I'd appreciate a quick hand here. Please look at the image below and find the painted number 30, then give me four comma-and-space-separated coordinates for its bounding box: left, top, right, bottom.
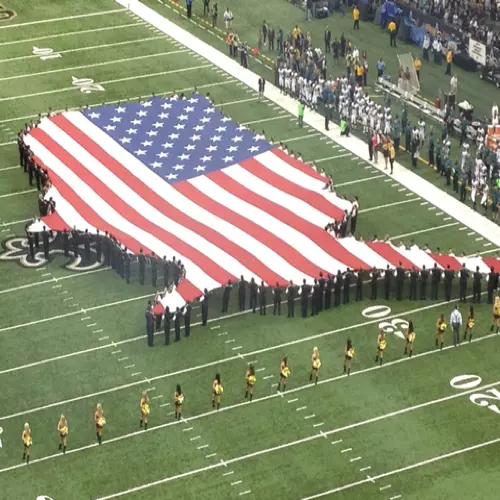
71, 76, 105, 94
362, 305, 408, 340
450, 374, 500, 415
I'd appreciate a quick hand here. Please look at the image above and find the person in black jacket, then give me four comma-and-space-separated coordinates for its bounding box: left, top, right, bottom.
383, 265, 392, 300
95, 229, 102, 264
287, 280, 296, 317
325, 274, 333, 308
419, 265, 429, 300
370, 267, 379, 300
409, 267, 418, 300
273, 282, 282, 315
259, 281, 267, 315
343, 269, 352, 304
472, 266, 482, 303
145, 302, 154, 347
395, 263, 405, 301
459, 264, 469, 303
238, 275, 247, 311
334, 271, 342, 307
444, 265, 454, 301
164, 306, 171, 345
41, 226, 50, 260
431, 263, 441, 300
201, 288, 209, 326
311, 279, 320, 316
174, 307, 182, 341
184, 303, 192, 337
249, 278, 258, 313
355, 269, 363, 301
150, 252, 158, 288
300, 279, 310, 318
138, 248, 146, 285
487, 267, 497, 304
318, 272, 326, 311
222, 280, 232, 313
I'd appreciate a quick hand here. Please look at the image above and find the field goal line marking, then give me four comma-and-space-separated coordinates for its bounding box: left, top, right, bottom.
82, 376, 500, 498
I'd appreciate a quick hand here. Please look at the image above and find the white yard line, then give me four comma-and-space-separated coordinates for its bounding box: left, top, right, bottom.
0, 188, 37, 198
0, 217, 31, 227
76, 377, 500, 498
361, 198, 420, 213
0, 64, 211, 102
0, 50, 187, 82
335, 175, 385, 187
0, 8, 127, 29
242, 116, 287, 126
391, 222, 460, 240
0, 36, 167, 64
1, 298, 497, 421
0, 165, 19, 171
301, 437, 500, 499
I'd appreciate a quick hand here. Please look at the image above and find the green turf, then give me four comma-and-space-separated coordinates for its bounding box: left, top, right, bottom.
1, 1, 500, 499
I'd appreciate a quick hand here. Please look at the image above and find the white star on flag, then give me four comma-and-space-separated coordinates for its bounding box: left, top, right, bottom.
110, 117, 122, 123
119, 137, 131, 144
232, 136, 243, 143
104, 125, 116, 131
193, 125, 204, 132
216, 126, 227, 132
161, 102, 172, 109
157, 151, 169, 158
115, 106, 126, 113
200, 155, 212, 163
135, 149, 147, 156
141, 101, 153, 107
185, 144, 196, 151
141, 140, 153, 147
131, 119, 142, 126
237, 125, 247, 131
204, 107, 216, 114
194, 165, 206, 172
168, 133, 180, 140
190, 134, 201, 141
137, 110, 148, 117
153, 122, 164, 129
178, 153, 190, 160
221, 116, 232, 123
185, 106, 194, 112
165, 172, 177, 180
206, 145, 218, 152
226, 145, 238, 152
150, 161, 163, 169
162, 142, 174, 149
223, 155, 234, 163
159, 112, 170, 119
187, 97, 198, 103
178, 114, 188, 121
89, 112, 100, 119
210, 135, 222, 142
173, 164, 184, 171
126, 128, 137, 135
146, 130, 158, 137
174, 124, 185, 130
200, 117, 211, 123
248, 145, 260, 153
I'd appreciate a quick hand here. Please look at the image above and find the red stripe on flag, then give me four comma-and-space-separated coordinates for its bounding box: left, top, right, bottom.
483, 257, 500, 271
41, 211, 71, 232
31, 126, 232, 288
209, 171, 368, 272
240, 157, 345, 221
430, 254, 462, 271
272, 149, 327, 182
54, 115, 277, 288
366, 242, 418, 269
175, 181, 322, 281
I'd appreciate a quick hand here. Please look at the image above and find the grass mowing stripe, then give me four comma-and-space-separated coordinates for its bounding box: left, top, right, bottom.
0, 50, 189, 82
0, 8, 128, 29
0, 64, 213, 102
0, 22, 147, 47
81, 377, 500, 499
301, 437, 500, 499
0, 36, 167, 64
1, 303, 497, 422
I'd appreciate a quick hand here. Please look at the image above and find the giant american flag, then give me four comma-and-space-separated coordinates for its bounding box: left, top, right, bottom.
24, 93, 499, 307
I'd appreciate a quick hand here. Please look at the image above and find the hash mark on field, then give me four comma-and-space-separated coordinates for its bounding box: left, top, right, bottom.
239, 491, 251, 496
92, 329, 103, 334
231, 480, 243, 486
341, 448, 352, 453
159, 403, 170, 407
360, 466, 371, 472
467, 232, 475, 236
111, 350, 121, 355
222, 471, 234, 476
232, 346, 243, 350
443, 216, 452, 220
151, 395, 163, 400
99, 336, 109, 341
81, 316, 91, 321
271, 383, 279, 387
476, 237, 484, 241
380, 485, 392, 491
263, 375, 274, 379
331, 439, 343, 445
390, 495, 402, 500
436, 211, 443, 216
124, 364, 135, 369
63, 297, 73, 301
397, 188, 406, 192
87, 323, 97, 327
41, 273, 51, 277
218, 331, 228, 336
484, 243, 493, 247
131, 372, 142, 377
313, 422, 324, 427
52, 284, 62, 289
428, 206, 436, 211
296, 406, 307, 412
246, 360, 258, 365
459, 226, 468, 231
70, 303, 79, 307
384, 179, 392, 183
210, 325, 220, 330
287, 398, 298, 403
405, 192, 414, 197
304, 414, 316, 420
205, 452, 217, 458
197, 444, 209, 450
256, 367, 266, 372
59, 290, 68, 294
182, 427, 193, 432
117, 357, 128, 362
420, 201, 429, 205
350, 456, 362, 462
190, 435, 201, 441
225, 339, 235, 344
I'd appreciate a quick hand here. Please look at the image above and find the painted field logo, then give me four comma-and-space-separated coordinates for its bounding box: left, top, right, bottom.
0, 4, 16, 21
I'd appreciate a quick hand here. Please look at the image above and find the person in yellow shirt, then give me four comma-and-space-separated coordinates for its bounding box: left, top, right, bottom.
310, 347, 321, 384
344, 339, 355, 375
245, 364, 256, 400
463, 306, 474, 343
94, 403, 106, 445
355, 63, 364, 86
57, 414, 68, 454
277, 356, 290, 392
436, 313, 446, 350
375, 329, 387, 366
22, 422, 32, 464
292, 25, 301, 40
212, 373, 222, 409
491, 296, 500, 333
140, 391, 150, 430
414, 56, 422, 81
404, 320, 416, 357
174, 384, 184, 420
389, 140, 396, 174
445, 49, 453, 75
353, 6, 360, 30
388, 20, 397, 47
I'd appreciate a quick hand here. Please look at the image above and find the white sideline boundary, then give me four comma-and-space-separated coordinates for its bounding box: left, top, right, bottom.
84, 377, 500, 497
117, 0, 500, 248
1, 291, 497, 420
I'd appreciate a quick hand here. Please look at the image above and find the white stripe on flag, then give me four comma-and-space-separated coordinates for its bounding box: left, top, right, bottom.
456, 256, 490, 274
336, 237, 392, 270
39, 118, 256, 287
190, 175, 348, 275
393, 245, 439, 270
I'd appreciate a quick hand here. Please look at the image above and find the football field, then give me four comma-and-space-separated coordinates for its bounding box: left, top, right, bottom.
1, 1, 500, 499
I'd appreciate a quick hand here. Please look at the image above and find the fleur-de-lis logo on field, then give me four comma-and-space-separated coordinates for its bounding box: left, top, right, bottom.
0, 236, 104, 271
0, 4, 16, 21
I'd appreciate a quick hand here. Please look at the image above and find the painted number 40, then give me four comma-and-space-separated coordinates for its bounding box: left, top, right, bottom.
450, 374, 500, 415
71, 76, 105, 94
32, 46, 61, 61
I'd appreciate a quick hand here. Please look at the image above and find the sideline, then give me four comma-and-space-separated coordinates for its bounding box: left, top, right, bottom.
79, 376, 500, 497
117, 0, 500, 248
1, 292, 497, 420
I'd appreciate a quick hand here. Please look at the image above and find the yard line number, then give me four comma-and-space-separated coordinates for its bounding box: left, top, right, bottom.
362, 305, 407, 340
32, 46, 61, 61
71, 76, 105, 94
450, 374, 500, 415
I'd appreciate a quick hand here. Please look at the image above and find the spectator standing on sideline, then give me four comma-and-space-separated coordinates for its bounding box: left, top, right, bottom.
223, 7, 233, 30
377, 57, 385, 80
258, 77, 265, 101
298, 100, 305, 128
306, 0, 313, 21
203, 0, 210, 16
353, 5, 360, 30
186, 0, 192, 19
388, 19, 397, 47
450, 305, 462, 347
211, 1, 218, 27
414, 56, 422, 81
445, 48, 453, 75
324, 26, 331, 53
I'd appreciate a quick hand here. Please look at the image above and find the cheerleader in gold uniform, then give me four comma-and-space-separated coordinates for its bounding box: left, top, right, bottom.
213, 375, 223, 410
245, 365, 256, 400
309, 347, 321, 385
94, 403, 106, 445
375, 329, 386, 366
21, 422, 32, 464
404, 320, 416, 357
174, 384, 184, 420
463, 306, 474, 343
491, 297, 500, 333
140, 391, 150, 430
344, 339, 355, 375
436, 314, 446, 350
57, 414, 68, 454
277, 356, 290, 392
